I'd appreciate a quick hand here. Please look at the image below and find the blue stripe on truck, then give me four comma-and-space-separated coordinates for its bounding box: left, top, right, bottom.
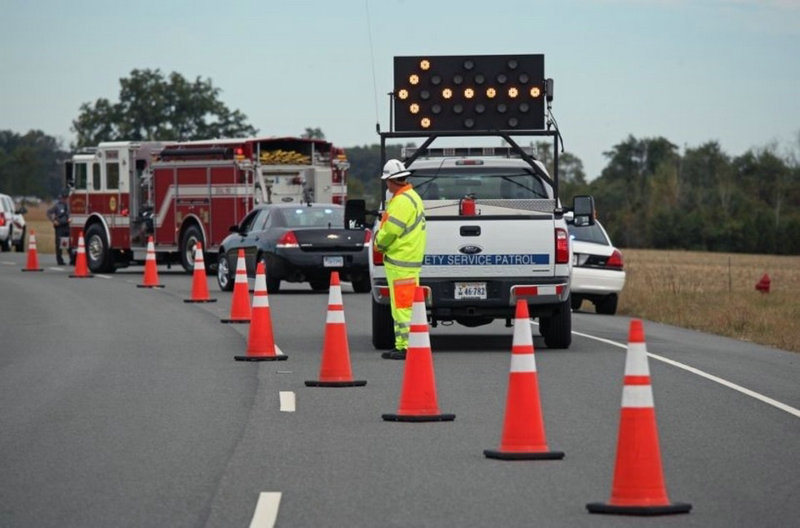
424, 254, 550, 266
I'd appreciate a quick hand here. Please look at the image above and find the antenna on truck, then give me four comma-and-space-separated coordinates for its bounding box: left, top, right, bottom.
365, 0, 381, 134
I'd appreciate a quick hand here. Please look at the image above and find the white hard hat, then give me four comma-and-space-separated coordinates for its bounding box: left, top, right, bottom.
381, 159, 411, 180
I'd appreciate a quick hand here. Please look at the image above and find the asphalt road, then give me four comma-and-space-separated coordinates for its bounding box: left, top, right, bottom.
1, 253, 798, 527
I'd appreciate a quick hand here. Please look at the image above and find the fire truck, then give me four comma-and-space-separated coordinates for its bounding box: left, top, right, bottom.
65, 137, 349, 273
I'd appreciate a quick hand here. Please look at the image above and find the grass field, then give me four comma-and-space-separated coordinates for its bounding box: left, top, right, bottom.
17, 204, 800, 352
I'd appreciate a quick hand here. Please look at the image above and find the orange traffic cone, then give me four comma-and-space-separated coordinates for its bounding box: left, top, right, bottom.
235, 261, 286, 362
184, 243, 216, 303
21, 230, 43, 272
137, 236, 164, 288
382, 287, 455, 422
587, 319, 691, 516
306, 271, 366, 387
755, 273, 770, 293
69, 231, 93, 278
220, 249, 251, 323
484, 300, 564, 460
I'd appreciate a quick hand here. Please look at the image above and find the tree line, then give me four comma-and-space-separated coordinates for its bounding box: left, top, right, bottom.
1, 69, 798, 254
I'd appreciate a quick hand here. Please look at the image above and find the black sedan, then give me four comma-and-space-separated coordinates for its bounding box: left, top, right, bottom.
216, 204, 371, 293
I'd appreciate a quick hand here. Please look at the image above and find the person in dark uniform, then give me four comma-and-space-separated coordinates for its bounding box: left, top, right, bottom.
47, 190, 72, 265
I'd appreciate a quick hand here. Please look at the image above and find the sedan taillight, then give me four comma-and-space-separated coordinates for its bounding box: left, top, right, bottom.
606, 249, 624, 270
0, 213, 5, 227
555, 227, 569, 264
276, 231, 299, 248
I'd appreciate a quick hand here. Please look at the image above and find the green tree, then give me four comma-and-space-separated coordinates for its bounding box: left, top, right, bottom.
0, 130, 67, 198
301, 127, 326, 140
71, 69, 257, 147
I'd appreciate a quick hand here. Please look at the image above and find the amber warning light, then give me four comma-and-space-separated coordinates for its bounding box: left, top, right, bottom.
393, 54, 546, 132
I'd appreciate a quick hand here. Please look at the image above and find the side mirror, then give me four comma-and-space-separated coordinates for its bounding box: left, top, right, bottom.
16, 206, 27, 215
571, 195, 595, 227
344, 199, 367, 229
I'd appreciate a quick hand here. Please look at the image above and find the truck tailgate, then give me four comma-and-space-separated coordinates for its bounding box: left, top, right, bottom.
422, 218, 555, 278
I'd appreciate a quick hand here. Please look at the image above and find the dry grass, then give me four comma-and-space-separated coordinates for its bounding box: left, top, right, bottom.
23, 203, 57, 254
618, 249, 800, 353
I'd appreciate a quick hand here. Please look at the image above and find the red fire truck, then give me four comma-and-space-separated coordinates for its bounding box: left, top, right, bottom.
65, 137, 349, 273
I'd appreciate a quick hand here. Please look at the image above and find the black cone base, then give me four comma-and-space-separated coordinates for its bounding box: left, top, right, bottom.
586, 502, 692, 516
305, 380, 367, 387
22, 269, 44, 272
137, 284, 165, 288
221, 318, 250, 324
234, 355, 288, 362
484, 449, 565, 460
382, 413, 456, 422
69, 274, 94, 278
184, 298, 217, 303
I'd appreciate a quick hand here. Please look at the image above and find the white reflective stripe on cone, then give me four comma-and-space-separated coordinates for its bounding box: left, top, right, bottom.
328, 285, 343, 305
326, 309, 345, 324
624, 343, 650, 376
621, 385, 655, 408
510, 353, 537, 373
411, 301, 427, 325
253, 295, 269, 308
513, 317, 534, 347
408, 330, 430, 349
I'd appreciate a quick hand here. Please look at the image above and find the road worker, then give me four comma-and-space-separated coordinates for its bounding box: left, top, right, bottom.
46, 189, 73, 266
374, 159, 427, 360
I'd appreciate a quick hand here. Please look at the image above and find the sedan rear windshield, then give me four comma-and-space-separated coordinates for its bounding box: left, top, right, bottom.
407, 167, 548, 200
568, 222, 609, 245
280, 207, 344, 228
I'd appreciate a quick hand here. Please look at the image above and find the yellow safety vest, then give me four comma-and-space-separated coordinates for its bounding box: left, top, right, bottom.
375, 184, 426, 270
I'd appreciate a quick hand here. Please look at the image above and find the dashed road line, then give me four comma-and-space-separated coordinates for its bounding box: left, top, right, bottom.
48, 267, 65, 271
279, 391, 295, 412
1, 261, 15, 265
572, 329, 800, 419
249, 492, 282, 528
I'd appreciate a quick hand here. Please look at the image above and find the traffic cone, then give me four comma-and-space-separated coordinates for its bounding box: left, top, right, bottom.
21, 230, 43, 272
137, 236, 164, 288
587, 319, 691, 516
382, 286, 455, 422
234, 261, 286, 361
69, 231, 93, 278
484, 300, 564, 460
184, 242, 216, 303
220, 249, 251, 323
306, 271, 366, 387
755, 273, 770, 293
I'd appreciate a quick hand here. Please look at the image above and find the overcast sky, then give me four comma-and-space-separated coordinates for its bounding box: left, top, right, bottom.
1, 0, 798, 179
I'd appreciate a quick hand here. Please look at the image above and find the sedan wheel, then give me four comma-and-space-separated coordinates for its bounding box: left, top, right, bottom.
217, 252, 233, 291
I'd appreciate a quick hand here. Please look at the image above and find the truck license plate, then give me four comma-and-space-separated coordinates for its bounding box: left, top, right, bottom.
455, 282, 487, 300
323, 256, 344, 267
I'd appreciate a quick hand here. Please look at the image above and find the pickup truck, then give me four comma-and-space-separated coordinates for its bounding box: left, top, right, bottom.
361, 148, 595, 350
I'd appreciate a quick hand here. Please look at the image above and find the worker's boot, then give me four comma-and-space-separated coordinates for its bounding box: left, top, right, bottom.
381, 348, 407, 360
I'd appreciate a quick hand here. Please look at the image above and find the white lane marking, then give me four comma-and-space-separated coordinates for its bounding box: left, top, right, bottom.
96, 274, 112, 279
1, 261, 14, 265
249, 491, 282, 528
279, 391, 295, 412
571, 329, 800, 419
48, 267, 66, 271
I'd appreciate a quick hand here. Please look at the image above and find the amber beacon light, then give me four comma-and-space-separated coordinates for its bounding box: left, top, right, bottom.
393, 54, 546, 132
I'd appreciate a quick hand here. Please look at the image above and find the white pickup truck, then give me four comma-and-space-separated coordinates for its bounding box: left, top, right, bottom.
361, 147, 595, 350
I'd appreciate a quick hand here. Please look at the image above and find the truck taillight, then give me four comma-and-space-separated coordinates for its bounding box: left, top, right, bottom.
606, 249, 624, 270
363, 229, 372, 246
372, 239, 383, 265
555, 227, 569, 264
332, 195, 344, 205
0, 213, 5, 227
277, 231, 299, 248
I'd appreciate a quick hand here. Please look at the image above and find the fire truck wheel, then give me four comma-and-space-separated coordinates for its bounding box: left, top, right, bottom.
85, 224, 112, 273
216, 252, 233, 291
180, 225, 203, 273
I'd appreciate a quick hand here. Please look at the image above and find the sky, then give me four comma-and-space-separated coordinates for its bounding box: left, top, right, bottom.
1, 0, 799, 180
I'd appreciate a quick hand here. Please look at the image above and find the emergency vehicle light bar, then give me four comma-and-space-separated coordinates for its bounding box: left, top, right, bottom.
393, 54, 546, 132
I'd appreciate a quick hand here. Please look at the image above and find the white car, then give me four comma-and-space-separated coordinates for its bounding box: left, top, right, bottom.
567, 217, 625, 315
0, 193, 26, 252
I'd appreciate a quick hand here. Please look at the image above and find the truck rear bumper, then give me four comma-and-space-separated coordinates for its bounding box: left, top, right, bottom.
371, 276, 569, 318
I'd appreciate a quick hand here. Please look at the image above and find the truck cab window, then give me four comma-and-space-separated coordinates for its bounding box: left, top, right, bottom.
92, 164, 101, 191
107, 162, 119, 190
74, 163, 88, 190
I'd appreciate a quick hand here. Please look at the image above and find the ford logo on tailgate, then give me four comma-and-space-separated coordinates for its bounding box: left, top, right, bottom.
459, 245, 483, 255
